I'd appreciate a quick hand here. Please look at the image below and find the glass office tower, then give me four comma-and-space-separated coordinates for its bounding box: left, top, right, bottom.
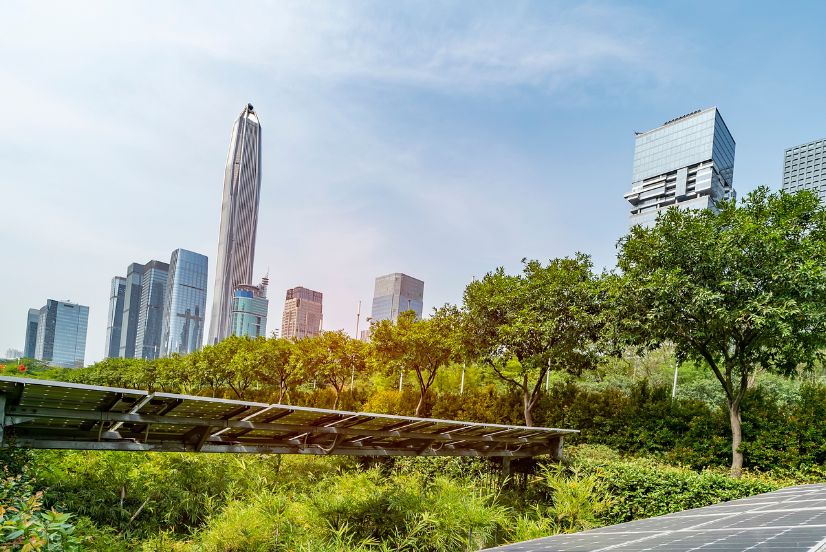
281, 286, 323, 339
624, 107, 736, 227
209, 104, 263, 345
161, 249, 208, 356
34, 299, 89, 368
119, 262, 144, 358
370, 273, 424, 323
135, 260, 169, 360
231, 281, 269, 338
23, 308, 39, 358
783, 138, 826, 201
104, 276, 126, 359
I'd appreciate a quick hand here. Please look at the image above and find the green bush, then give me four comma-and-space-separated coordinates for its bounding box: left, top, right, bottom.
0, 469, 81, 551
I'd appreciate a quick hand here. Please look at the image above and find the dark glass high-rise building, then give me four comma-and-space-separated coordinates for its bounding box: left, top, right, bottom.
104, 276, 127, 359
209, 104, 263, 345
23, 308, 39, 358
135, 260, 169, 360
34, 299, 89, 368
119, 262, 144, 358
624, 107, 736, 227
370, 273, 424, 323
161, 249, 208, 357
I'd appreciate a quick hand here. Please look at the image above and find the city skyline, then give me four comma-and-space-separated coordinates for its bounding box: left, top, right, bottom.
2, 2, 826, 363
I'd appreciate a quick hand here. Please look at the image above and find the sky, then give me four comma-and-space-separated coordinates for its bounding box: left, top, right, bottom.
1, 1, 825, 363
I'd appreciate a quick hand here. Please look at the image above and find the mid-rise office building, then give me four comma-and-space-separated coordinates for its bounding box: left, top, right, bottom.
209, 104, 263, 345
231, 277, 269, 338
624, 107, 736, 227
160, 249, 208, 356
119, 262, 144, 358
23, 308, 39, 358
135, 261, 169, 360
783, 138, 826, 201
370, 273, 424, 323
104, 276, 126, 359
281, 286, 323, 339
34, 299, 89, 368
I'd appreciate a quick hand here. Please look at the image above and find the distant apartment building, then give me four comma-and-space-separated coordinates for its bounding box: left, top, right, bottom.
134, 260, 169, 360
34, 299, 89, 368
370, 273, 424, 323
104, 276, 126, 359
118, 262, 144, 358
23, 308, 39, 358
624, 107, 736, 227
281, 286, 323, 339
783, 138, 826, 201
160, 249, 208, 356
231, 276, 269, 338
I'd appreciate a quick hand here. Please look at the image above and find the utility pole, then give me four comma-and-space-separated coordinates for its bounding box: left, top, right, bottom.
354, 300, 361, 339
671, 360, 679, 400
460, 363, 466, 395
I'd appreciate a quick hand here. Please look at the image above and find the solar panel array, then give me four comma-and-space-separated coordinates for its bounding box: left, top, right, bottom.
490, 484, 826, 552
0, 376, 575, 458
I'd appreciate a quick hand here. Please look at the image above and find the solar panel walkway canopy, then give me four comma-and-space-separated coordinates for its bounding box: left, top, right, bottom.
0, 376, 576, 458
489, 484, 826, 552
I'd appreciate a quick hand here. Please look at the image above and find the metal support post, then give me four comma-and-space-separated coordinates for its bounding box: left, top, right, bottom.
0, 393, 5, 447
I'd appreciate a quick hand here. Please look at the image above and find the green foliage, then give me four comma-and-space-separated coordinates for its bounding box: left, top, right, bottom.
613, 187, 826, 474
564, 446, 778, 524
371, 307, 462, 416
0, 469, 81, 551
463, 254, 603, 425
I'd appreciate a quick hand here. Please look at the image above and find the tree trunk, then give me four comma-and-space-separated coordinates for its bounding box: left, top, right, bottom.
728, 399, 744, 478
415, 392, 426, 417
523, 389, 534, 427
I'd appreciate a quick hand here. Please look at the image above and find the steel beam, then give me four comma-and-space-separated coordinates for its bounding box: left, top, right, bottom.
6, 438, 546, 457
6, 405, 559, 445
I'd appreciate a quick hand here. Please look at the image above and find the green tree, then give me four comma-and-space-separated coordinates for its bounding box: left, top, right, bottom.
463, 255, 602, 426
371, 307, 462, 417
252, 338, 298, 403
613, 187, 826, 476
298, 331, 367, 409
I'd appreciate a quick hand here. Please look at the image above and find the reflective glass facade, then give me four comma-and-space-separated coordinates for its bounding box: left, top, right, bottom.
105, 276, 126, 359
161, 249, 208, 356
209, 104, 263, 345
370, 273, 424, 323
119, 262, 143, 358
24, 308, 39, 358
135, 260, 169, 360
281, 286, 323, 339
34, 299, 88, 368
625, 107, 736, 227
783, 138, 826, 201
231, 285, 268, 338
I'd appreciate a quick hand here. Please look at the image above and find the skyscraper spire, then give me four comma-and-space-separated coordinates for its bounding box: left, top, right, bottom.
208, 104, 263, 345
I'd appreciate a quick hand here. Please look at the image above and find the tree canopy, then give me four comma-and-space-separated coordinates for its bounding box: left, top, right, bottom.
614, 187, 826, 476
463, 254, 603, 426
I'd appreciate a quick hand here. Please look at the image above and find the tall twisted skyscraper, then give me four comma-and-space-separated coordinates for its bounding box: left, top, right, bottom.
208, 104, 263, 345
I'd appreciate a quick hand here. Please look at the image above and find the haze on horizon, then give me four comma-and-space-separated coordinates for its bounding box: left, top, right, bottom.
1, 1, 825, 363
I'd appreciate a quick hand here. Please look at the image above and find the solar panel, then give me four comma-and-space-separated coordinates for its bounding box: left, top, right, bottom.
489, 484, 826, 552
0, 376, 576, 458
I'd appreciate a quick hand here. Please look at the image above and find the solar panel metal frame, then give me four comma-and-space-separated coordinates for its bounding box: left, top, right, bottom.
0, 376, 576, 458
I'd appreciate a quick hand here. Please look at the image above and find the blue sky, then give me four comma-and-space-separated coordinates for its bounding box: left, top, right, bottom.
1, 1, 825, 363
